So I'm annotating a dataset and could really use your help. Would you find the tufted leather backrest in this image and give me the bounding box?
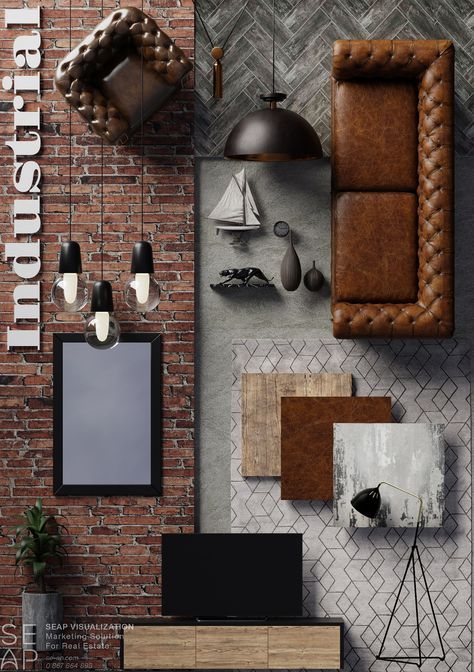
[331,40,454,338]
[332,39,452,80]
[55,7,192,144]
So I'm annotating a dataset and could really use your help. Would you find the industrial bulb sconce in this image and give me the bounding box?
[85,281,120,349]
[51,0,87,313]
[83,0,120,351]
[124,0,160,314]
[53,0,163,328]
[125,241,160,312]
[51,241,88,311]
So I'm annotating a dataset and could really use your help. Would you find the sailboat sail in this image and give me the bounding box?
[208,169,260,230]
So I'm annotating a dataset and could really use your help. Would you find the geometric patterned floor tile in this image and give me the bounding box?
[231,339,471,671]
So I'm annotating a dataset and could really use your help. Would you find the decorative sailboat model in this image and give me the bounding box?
[208,168,260,236]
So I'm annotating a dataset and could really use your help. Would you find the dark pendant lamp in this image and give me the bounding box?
[351,482,446,667]
[84,133,120,349]
[124,0,160,312]
[224,0,322,162]
[51,0,87,311]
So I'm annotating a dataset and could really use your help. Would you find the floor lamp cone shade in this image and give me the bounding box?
[224,94,323,162]
[351,486,381,519]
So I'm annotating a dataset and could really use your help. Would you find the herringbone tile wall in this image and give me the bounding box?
[195,0,474,157]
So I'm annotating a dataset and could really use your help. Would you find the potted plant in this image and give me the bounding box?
[14,498,67,652]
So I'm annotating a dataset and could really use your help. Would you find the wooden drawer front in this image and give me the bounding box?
[196,626,268,669]
[123,626,196,669]
[268,626,341,669]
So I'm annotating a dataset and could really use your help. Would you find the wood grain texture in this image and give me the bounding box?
[281,396,392,500]
[268,626,341,669]
[123,626,196,669]
[242,373,352,476]
[196,626,268,669]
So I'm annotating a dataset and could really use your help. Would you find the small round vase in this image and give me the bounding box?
[304,261,324,292]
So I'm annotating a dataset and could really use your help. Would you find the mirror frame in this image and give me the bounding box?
[53,333,161,496]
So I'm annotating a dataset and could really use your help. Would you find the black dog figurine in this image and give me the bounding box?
[217,267,273,287]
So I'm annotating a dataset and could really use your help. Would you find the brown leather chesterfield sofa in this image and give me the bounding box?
[55,7,192,144]
[331,40,454,338]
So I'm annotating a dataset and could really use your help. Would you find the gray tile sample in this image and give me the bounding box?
[333,423,445,527]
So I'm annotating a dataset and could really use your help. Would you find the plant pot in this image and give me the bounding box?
[22,592,63,652]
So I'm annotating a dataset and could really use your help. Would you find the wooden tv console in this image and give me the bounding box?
[122,618,344,670]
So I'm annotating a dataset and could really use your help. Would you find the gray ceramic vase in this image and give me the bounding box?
[22,592,63,651]
[280,231,301,291]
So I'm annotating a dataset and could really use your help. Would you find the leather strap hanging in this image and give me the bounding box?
[193,0,250,99]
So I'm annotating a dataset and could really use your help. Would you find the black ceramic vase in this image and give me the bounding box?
[280,231,301,291]
[304,261,324,292]
[280,230,301,292]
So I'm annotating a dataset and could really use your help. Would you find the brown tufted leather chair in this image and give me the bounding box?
[331,40,454,338]
[55,7,192,144]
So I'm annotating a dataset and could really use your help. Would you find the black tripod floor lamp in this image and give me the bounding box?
[351,482,446,668]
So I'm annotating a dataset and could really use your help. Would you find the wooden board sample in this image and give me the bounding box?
[196,626,268,669]
[281,396,391,500]
[242,373,352,476]
[123,626,196,669]
[268,626,341,669]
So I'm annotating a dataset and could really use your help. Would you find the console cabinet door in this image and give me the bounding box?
[123,626,196,669]
[196,626,268,669]
[268,626,341,670]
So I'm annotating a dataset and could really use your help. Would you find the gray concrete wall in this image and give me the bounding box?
[196,157,474,532]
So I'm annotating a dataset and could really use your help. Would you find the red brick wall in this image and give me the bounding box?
[0,0,194,668]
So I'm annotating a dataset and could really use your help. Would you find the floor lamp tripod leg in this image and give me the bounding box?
[412,547,422,667]
[415,545,446,660]
[377,545,416,659]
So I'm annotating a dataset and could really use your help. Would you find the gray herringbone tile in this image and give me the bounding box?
[195,0,474,156]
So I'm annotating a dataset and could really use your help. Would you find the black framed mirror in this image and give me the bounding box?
[53,333,161,496]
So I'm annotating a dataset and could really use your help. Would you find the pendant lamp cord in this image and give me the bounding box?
[68,0,72,240]
[192,0,250,51]
[140,0,144,240]
[100,0,104,280]
[272,0,275,93]
[100,136,104,279]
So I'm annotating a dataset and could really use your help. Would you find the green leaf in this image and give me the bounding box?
[32,561,46,577]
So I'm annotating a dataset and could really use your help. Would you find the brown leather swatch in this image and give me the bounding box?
[281,397,392,501]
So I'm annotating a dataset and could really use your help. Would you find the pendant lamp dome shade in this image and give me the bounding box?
[224,93,322,162]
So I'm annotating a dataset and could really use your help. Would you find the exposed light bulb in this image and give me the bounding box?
[95,312,110,342]
[63,272,78,304]
[135,273,150,304]
[51,274,88,312]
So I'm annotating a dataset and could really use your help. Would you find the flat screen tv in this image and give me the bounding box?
[162,533,303,618]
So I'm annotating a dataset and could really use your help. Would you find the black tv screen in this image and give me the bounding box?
[162,533,303,618]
